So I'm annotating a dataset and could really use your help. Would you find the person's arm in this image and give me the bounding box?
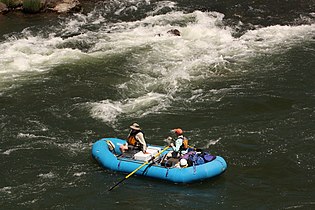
[136,132,147,153]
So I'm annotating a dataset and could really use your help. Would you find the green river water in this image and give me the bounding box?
[0,0,315,209]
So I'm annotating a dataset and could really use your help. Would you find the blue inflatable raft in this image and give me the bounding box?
[92,138,227,183]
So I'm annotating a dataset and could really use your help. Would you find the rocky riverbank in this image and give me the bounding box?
[0,0,83,14]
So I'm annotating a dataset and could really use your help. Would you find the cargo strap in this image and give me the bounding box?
[165,168,170,177]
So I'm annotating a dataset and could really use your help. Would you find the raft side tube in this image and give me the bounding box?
[91,138,227,183]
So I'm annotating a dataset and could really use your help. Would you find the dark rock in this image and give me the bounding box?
[0,2,8,14]
[50,0,81,13]
[1,0,82,14]
[167,29,181,36]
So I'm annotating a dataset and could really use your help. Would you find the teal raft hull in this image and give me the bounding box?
[92,138,227,183]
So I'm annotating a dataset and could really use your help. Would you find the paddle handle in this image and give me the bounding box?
[108,145,170,191]
[125,146,170,179]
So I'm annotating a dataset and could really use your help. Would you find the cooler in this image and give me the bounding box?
[133,146,161,161]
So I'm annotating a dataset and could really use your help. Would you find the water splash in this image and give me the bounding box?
[38,172,56,179]
[85,11,314,122]
[89,92,168,123]
[0,8,314,122]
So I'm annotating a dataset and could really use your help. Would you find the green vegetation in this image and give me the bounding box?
[0,0,22,8]
[23,0,42,13]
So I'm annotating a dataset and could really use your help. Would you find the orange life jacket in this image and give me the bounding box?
[127,130,144,146]
[182,137,189,149]
[127,135,137,146]
[179,136,189,150]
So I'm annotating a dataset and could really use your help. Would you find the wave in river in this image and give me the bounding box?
[0,7,314,123]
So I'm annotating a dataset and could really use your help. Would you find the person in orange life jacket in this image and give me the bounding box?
[127,122,147,153]
[169,128,189,157]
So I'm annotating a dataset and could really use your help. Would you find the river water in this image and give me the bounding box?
[0,0,315,209]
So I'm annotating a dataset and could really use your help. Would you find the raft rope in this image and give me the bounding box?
[193,164,196,174]
[165,168,169,177]
[142,163,153,175]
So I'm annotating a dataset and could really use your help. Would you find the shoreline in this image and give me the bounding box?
[0,0,99,14]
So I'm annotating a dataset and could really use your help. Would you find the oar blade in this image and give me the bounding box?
[108,177,126,191]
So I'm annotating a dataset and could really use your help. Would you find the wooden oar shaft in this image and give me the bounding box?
[108,145,170,191]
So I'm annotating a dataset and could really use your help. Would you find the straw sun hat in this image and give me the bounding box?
[130,122,141,130]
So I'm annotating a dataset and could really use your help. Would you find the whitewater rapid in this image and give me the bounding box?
[0,5,314,123]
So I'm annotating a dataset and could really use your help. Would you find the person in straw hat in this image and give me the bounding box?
[127,122,147,153]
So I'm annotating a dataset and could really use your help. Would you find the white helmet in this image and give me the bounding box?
[180,159,188,167]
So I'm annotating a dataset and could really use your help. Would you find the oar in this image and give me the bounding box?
[108,145,170,191]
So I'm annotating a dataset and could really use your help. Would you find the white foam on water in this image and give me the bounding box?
[89,92,168,123]
[17,133,56,140]
[146,1,177,16]
[205,138,221,148]
[87,11,314,122]
[2,147,34,155]
[38,172,55,179]
[0,33,87,90]
[187,88,231,104]
[0,6,314,121]
[0,186,12,194]
[240,24,315,54]
[17,133,37,139]
[73,172,86,177]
